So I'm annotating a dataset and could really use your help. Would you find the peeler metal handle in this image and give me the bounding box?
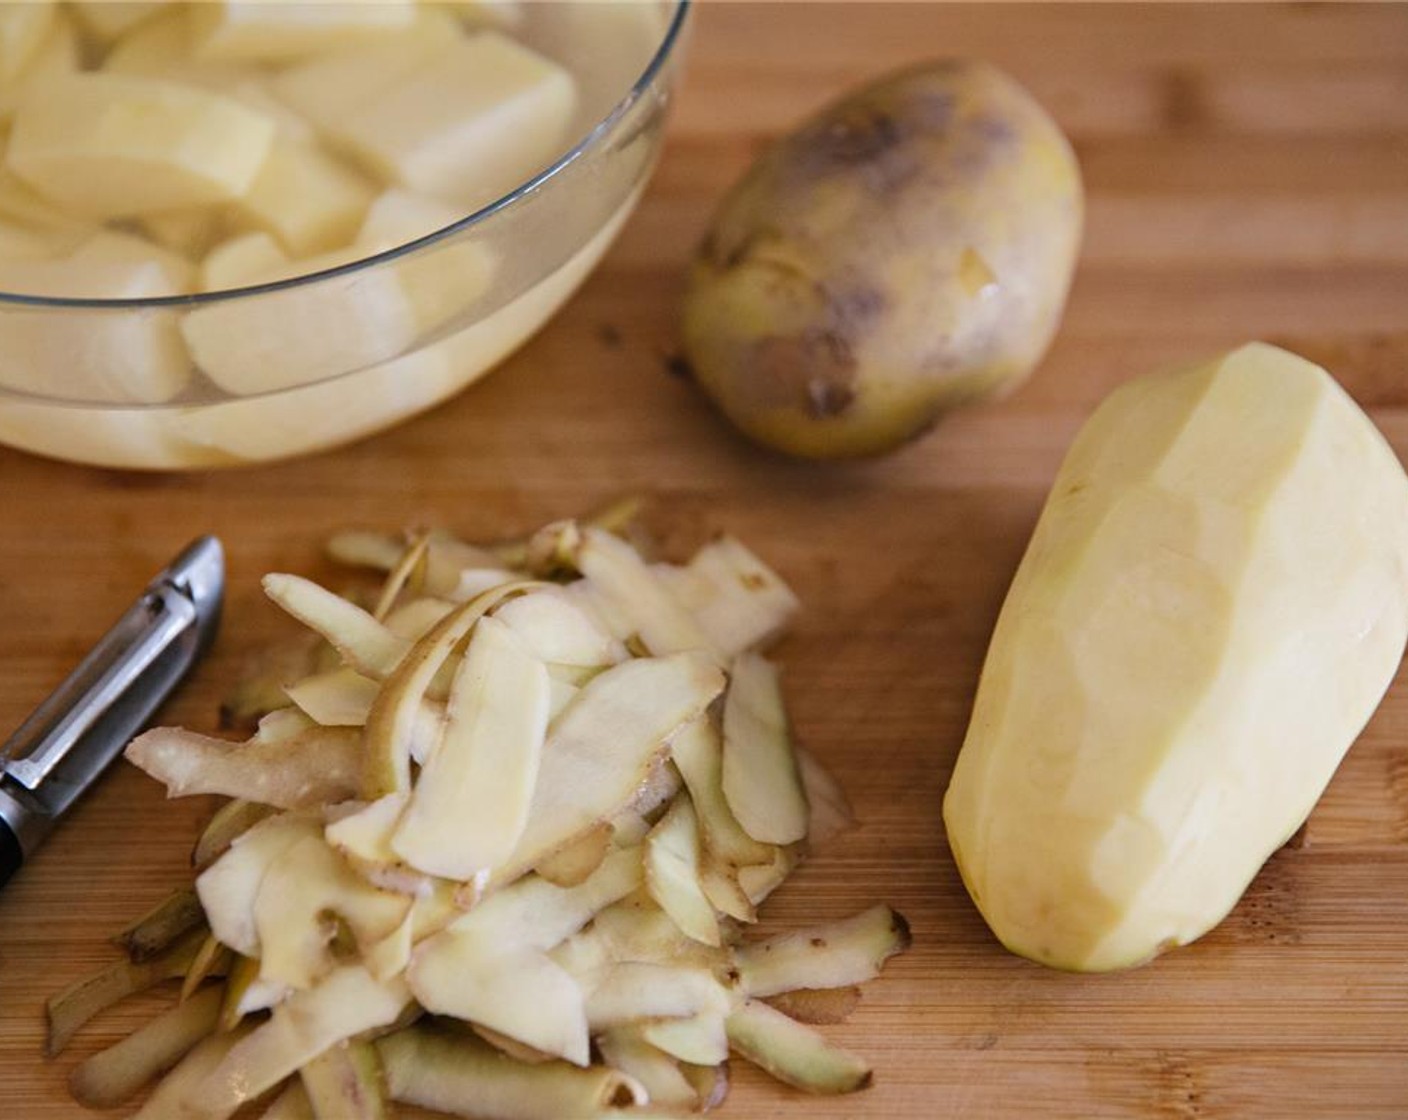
[0,536,223,888]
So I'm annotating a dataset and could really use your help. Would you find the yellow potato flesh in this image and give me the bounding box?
[275,30,575,211]
[943,343,1408,971]
[139,206,229,259]
[392,616,551,880]
[199,229,287,291]
[0,1,53,86]
[0,236,192,402]
[7,72,276,218]
[70,229,193,289]
[68,1,161,42]
[101,6,256,91]
[408,934,590,1065]
[191,0,418,63]
[269,17,462,139]
[0,8,78,128]
[181,227,494,395]
[358,187,461,245]
[235,135,374,256]
[253,834,411,990]
[170,344,466,463]
[0,167,92,237]
[0,217,61,261]
[191,965,410,1119]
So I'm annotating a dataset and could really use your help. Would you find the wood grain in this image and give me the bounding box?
[2,3,1407,1117]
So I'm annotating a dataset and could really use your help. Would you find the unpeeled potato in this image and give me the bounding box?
[682,60,1082,459]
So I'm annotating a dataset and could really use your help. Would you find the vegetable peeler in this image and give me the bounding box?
[0,536,224,889]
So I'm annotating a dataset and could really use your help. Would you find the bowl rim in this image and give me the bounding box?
[0,0,691,311]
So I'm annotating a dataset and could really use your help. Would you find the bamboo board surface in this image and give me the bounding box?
[2,4,1407,1117]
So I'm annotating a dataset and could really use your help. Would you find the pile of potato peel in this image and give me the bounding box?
[47,508,910,1119]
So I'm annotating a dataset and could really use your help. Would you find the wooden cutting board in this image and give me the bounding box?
[2,4,1407,1116]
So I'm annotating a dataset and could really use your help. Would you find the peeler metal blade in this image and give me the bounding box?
[0,536,223,887]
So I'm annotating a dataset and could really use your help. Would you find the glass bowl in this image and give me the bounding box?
[0,1,689,469]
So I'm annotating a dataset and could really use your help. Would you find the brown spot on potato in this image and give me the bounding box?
[749,330,859,418]
[831,283,887,328]
[808,378,855,418]
[812,107,905,165]
[904,88,958,133]
[973,115,1016,146]
[790,104,925,196]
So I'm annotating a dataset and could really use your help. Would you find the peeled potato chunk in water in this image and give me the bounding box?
[8,72,276,218]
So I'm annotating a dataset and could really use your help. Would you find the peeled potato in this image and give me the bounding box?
[199,230,288,292]
[234,136,374,257]
[274,30,576,211]
[224,79,317,142]
[71,229,194,291]
[682,60,1082,459]
[0,232,192,402]
[139,205,230,260]
[168,344,463,463]
[0,1,54,85]
[0,166,92,237]
[190,0,418,63]
[7,72,276,218]
[0,2,665,474]
[359,187,462,247]
[0,397,222,470]
[181,226,495,395]
[269,11,466,133]
[0,5,78,127]
[944,343,1408,971]
[67,1,162,42]
[0,216,63,261]
[448,1,524,32]
[101,4,259,93]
